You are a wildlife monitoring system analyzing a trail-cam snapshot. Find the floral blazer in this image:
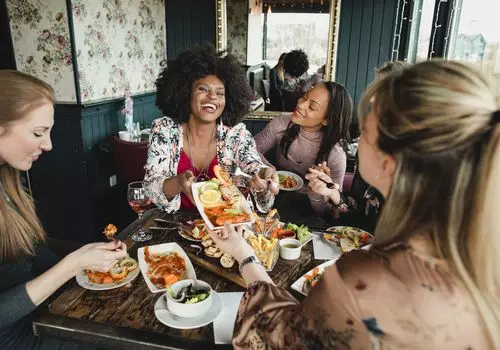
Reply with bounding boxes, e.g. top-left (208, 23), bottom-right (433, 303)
top-left (143, 117), bottom-right (265, 212)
